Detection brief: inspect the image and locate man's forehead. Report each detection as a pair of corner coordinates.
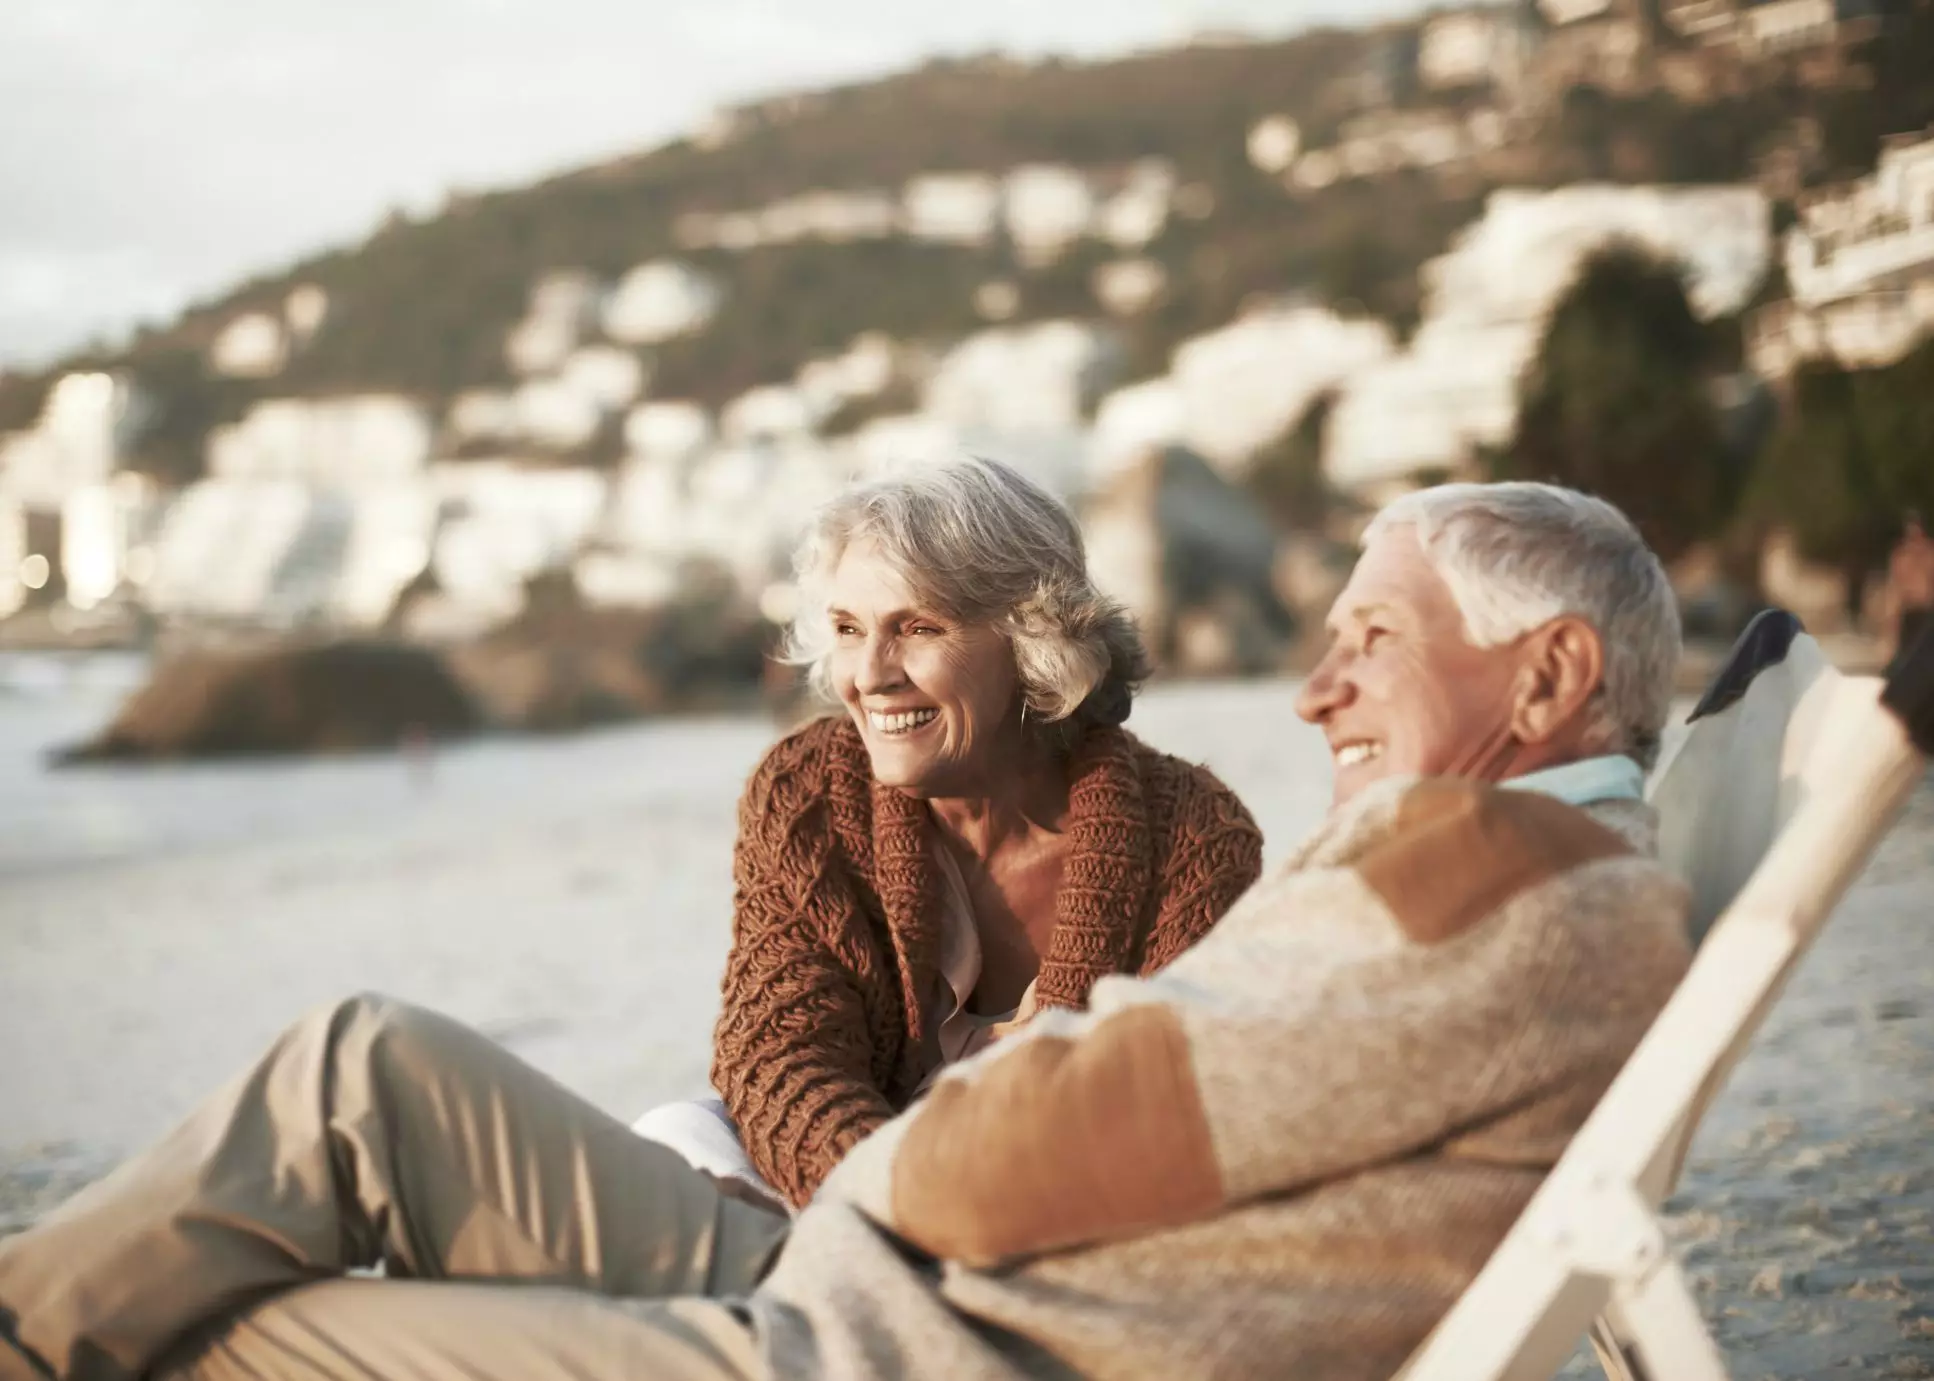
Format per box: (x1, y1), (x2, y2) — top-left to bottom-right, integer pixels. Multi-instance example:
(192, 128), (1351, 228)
(1325, 527), (1450, 628)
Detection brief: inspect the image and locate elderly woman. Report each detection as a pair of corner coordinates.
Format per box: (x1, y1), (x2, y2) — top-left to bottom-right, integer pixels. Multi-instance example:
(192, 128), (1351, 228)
(639, 456), (1265, 1207)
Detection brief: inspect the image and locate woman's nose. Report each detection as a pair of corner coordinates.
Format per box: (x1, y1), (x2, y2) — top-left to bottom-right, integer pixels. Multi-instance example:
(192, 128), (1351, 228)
(854, 635), (903, 693)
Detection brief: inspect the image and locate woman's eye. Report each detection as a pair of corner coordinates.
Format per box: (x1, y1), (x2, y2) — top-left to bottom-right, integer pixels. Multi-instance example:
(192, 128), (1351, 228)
(834, 622), (861, 638)
(908, 623), (944, 637)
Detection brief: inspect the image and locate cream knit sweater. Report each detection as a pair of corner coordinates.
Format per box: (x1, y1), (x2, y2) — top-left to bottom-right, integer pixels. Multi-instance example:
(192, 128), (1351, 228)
(747, 774), (1693, 1381)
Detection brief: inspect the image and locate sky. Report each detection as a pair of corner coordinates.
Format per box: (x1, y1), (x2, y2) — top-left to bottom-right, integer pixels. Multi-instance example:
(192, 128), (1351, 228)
(0, 0), (1426, 371)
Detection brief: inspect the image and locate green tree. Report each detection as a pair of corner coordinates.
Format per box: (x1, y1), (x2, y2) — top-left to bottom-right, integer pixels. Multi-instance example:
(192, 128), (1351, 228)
(1753, 340), (1934, 605)
(1492, 244), (1734, 562)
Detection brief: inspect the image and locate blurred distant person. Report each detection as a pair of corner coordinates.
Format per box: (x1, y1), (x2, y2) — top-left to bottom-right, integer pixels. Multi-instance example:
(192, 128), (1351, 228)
(1884, 512), (1934, 669)
(0, 481), (1693, 1381)
(636, 456), (1262, 1208)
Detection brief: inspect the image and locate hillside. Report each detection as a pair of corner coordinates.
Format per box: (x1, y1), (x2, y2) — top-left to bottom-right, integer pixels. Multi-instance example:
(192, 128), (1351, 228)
(4, 0), (1932, 486)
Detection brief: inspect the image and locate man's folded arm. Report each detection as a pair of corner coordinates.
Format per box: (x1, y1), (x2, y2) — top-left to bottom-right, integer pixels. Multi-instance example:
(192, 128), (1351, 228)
(818, 782), (1689, 1269)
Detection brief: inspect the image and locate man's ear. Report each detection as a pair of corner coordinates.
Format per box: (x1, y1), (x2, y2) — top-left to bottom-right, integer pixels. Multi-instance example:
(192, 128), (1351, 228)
(1509, 617), (1605, 747)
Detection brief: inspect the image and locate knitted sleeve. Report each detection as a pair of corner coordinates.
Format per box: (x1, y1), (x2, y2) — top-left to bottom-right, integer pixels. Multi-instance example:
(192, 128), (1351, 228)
(710, 728), (898, 1206)
(1138, 759), (1264, 974)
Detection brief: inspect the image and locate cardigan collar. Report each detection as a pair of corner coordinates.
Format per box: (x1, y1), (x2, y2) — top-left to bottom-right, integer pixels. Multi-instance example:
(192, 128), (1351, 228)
(855, 722), (1154, 1066)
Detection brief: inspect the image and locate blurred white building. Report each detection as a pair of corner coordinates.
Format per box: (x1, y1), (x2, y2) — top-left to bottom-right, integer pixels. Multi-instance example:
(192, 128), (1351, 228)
(721, 385), (820, 444)
(0, 372), (140, 510)
(1291, 108), (1507, 190)
(559, 346), (647, 412)
(1753, 127), (1934, 375)
(144, 479), (317, 623)
(1326, 184), (1773, 490)
(1092, 258), (1168, 316)
(209, 395), (433, 485)
(1784, 128), (1934, 308)
(1102, 306), (1398, 477)
(505, 271), (603, 376)
(286, 284), (330, 341)
(902, 173), (1004, 245)
(429, 463), (609, 623)
(210, 312), (289, 378)
(0, 498), (26, 619)
(446, 389), (524, 447)
(1418, 9), (1534, 91)
(623, 401), (715, 461)
(1096, 161), (1176, 249)
(601, 260), (721, 345)
(1004, 165), (1098, 265)
(1247, 116), (1303, 174)
(924, 321), (1122, 435)
(513, 378), (604, 451)
(794, 334), (900, 414)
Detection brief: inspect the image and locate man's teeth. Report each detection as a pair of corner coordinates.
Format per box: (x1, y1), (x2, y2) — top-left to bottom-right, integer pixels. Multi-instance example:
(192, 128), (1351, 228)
(1335, 742), (1383, 768)
(869, 708), (940, 735)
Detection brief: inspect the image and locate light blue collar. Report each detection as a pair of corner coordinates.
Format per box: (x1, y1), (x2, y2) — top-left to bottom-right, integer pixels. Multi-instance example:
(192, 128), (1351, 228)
(1500, 754), (1646, 807)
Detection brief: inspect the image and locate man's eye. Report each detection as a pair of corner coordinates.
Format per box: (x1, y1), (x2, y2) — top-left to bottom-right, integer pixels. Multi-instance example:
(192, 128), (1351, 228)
(1362, 627), (1388, 651)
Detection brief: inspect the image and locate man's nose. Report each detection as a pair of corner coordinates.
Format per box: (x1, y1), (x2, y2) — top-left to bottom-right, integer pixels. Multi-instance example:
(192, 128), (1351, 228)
(1295, 652), (1351, 724)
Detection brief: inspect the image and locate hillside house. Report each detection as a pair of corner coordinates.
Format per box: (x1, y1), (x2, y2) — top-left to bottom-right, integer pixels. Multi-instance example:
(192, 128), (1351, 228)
(1247, 117), (1302, 173)
(505, 272), (602, 375)
(210, 313), (288, 379)
(1290, 108), (1506, 190)
(623, 401), (714, 461)
(514, 379), (603, 452)
(924, 321), (1122, 435)
(1096, 161), (1176, 249)
(558, 346), (647, 412)
(1737, 0), (1874, 55)
(1004, 165), (1098, 265)
(1092, 259), (1168, 316)
(601, 260), (721, 345)
(1747, 284), (1934, 377)
(208, 395), (433, 486)
(1419, 9), (1533, 91)
(721, 385), (819, 444)
(1166, 306), (1396, 477)
(0, 372), (138, 511)
(1326, 184), (1771, 489)
(1786, 128), (1934, 307)
(902, 173), (1004, 245)
(1755, 127), (1934, 373)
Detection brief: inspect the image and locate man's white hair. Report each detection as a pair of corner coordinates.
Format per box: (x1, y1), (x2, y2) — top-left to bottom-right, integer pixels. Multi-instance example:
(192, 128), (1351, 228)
(1364, 481), (1681, 769)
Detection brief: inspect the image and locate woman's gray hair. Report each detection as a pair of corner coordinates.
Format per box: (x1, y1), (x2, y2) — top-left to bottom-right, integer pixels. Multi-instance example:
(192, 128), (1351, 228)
(785, 457), (1151, 736)
(1365, 481), (1681, 769)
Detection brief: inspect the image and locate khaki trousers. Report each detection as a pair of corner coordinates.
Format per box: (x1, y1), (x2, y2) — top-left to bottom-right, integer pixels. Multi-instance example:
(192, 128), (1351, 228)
(0, 994), (792, 1381)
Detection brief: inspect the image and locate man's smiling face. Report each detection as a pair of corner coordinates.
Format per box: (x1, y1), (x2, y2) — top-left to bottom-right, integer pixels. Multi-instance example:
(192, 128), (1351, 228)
(1294, 525), (1526, 808)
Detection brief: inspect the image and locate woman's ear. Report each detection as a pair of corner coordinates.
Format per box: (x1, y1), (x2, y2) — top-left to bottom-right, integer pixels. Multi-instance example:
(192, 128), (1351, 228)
(1509, 616), (1605, 748)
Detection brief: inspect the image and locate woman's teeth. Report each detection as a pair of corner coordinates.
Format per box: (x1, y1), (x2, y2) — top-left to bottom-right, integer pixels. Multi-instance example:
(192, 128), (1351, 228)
(869, 708), (939, 735)
(1335, 742), (1383, 769)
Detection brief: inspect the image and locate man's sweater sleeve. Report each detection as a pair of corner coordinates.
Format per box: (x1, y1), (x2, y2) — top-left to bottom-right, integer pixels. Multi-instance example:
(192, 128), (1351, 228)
(819, 781), (1691, 1266)
(712, 733), (898, 1206)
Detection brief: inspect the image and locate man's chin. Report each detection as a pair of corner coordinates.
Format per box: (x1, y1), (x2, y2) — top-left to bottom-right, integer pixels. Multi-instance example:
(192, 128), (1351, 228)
(1330, 764), (1390, 809)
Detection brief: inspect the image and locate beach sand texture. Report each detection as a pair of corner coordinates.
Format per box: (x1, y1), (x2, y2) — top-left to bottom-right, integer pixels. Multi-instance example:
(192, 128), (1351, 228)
(2, 666), (1929, 1377)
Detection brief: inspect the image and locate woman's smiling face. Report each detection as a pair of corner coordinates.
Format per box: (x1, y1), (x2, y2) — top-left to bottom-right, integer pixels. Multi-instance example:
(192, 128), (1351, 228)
(824, 537), (1024, 797)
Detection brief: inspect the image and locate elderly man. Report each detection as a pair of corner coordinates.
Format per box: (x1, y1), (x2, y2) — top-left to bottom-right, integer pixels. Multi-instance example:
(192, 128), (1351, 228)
(1, 482), (1692, 1381)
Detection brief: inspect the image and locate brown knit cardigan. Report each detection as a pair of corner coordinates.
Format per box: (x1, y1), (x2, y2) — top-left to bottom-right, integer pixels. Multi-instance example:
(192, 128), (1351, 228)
(711, 713), (1264, 1206)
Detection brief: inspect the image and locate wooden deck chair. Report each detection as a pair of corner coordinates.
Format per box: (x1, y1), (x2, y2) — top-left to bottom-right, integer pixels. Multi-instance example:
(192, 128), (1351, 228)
(1395, 611), (1934, 1381)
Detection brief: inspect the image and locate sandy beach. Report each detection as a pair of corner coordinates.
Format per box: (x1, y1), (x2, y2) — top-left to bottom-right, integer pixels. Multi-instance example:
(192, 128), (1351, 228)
(1, 655), (1929, 1377)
